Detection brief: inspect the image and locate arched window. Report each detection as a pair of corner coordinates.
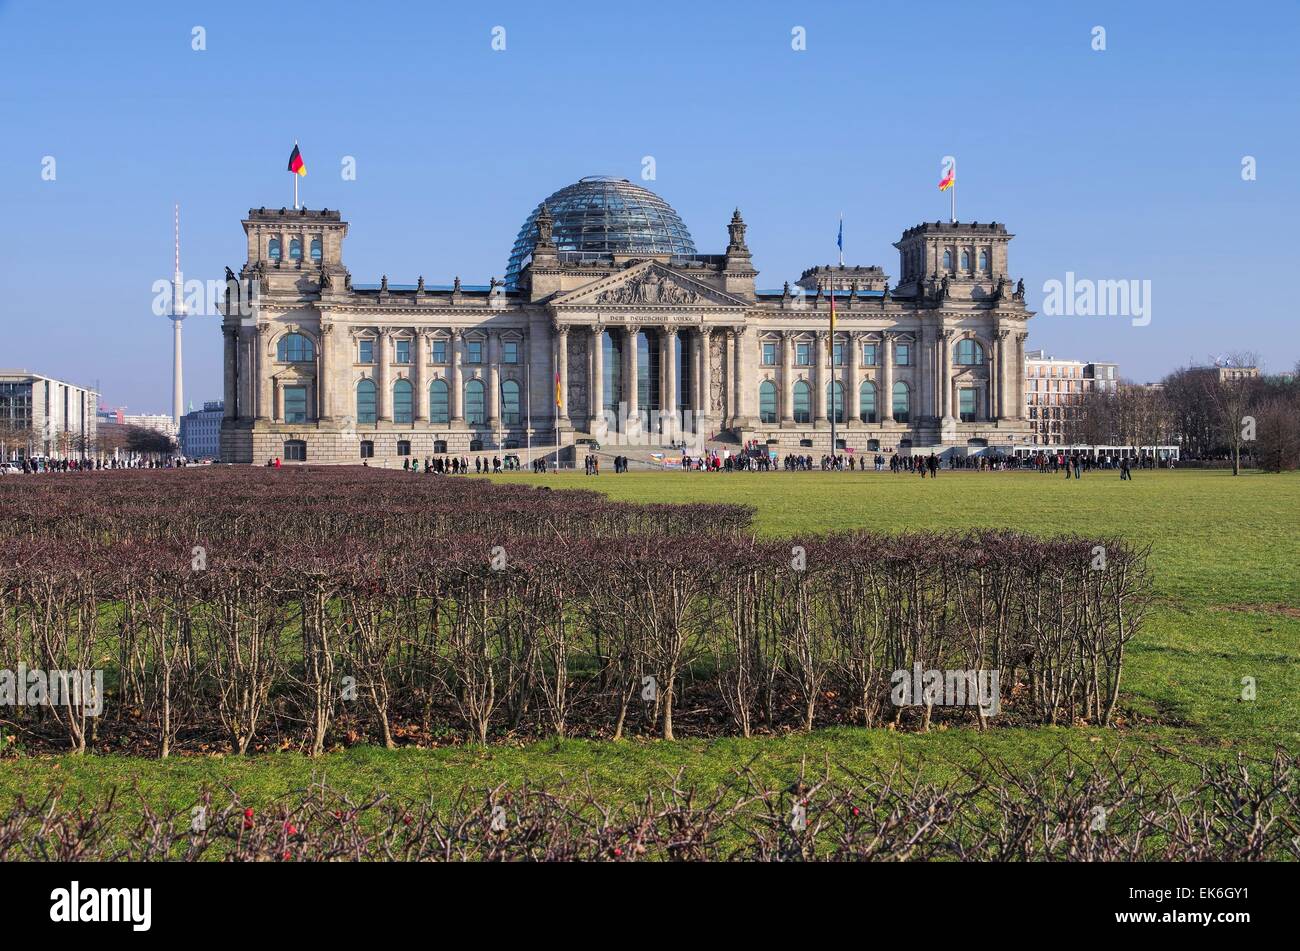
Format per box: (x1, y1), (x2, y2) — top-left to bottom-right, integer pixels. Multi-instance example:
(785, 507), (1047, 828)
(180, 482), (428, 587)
(289, 238), (302, 261)
(268, 238), (281, 261)
(465, 379), (486, 425)
(429, 379), (449, 424)
(892, 381), (910, 424)
(501, 379), (521, 426)
(276, 332), (314, 363)
(356, 379), (377, 424)
(956, 338), (984, 365)
(979, 249), (990, 273)
(960, 250), (971, 271)
(310, 237), (322, 263)
(859, 381), (877, 424)
(759, 380), (777, 424)
(942, 249), (952, 271)
(827, 381), (845, 424)
(392, 378), (413, 423)
(792, 380), (811, 424)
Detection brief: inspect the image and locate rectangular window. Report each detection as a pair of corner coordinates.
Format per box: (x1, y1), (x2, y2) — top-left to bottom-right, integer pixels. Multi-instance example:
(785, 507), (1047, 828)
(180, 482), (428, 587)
(395, 339), (411, 364)
(895, 343), (911, 366)
(283, 385), (308, 423)
(959, 388), (976, 422)
(862, 343), (877, 366)
(467, 340), (483, 364)
(832, 343), (844, 366)
(359, 339), (374, 364)
(397, 440), (411, 456)
(430, 381), (449, 423)
(432, 340), (447, 364)
(795, 342), (811, 366)
(359, 440), (374, 459)
(502, 340), (519, 364)
(762, 342), (777, 366)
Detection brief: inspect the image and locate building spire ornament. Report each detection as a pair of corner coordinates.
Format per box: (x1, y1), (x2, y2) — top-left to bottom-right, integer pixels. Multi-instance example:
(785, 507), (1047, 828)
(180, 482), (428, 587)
(535, 203), (555, 248)
(727, 208), (748, 254)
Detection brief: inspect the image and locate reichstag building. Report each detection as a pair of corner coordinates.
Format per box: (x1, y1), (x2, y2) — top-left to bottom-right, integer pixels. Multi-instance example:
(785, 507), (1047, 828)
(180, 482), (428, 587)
(219, 176), (1035, 464)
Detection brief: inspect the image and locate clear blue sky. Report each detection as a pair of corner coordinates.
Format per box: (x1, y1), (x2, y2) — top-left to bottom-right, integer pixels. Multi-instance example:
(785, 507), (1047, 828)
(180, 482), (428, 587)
(1, 0), (1296, 412)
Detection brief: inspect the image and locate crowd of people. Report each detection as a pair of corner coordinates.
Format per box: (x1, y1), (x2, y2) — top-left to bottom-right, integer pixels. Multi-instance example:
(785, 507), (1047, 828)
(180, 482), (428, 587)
(1023, 450), (1171, 477)
(651, 445), (1168, 478)
(6, 456), (191, 473)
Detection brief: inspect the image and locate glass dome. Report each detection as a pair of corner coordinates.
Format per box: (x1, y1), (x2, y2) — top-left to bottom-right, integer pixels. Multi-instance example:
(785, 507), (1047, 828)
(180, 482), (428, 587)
(505, 176), (697, 288)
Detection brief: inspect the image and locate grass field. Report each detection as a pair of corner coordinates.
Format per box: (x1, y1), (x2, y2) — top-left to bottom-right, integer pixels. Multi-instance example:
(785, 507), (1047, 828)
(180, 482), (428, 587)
(2, 468), (1297, 816)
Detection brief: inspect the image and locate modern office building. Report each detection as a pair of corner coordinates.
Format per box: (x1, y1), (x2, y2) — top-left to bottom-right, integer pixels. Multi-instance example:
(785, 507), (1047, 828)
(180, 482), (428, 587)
(1023, 350), (1119, 445)
(220, 176), (1037, 464)
(0, 369), (99, 460)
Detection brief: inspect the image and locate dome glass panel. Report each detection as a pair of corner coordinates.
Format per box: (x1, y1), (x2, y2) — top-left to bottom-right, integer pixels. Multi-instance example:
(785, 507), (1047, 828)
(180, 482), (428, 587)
(505, 176), (697, 288)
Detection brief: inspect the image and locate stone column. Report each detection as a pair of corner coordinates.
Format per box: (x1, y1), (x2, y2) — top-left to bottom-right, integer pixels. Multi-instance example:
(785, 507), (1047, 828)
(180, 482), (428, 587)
(780, 330), (794, 425)
(940, 328), (954, 423)
(590, 325), (604, 422)
(814, 332), (829, 424)
(222, 327), (238, 420)
(728, 329), (748, 426)
(257, 326), (272, 420)
(916, 324), (931, 420)
(622, 327), (637, 424)
(697, 327), (711, 432)
(375, 330), (390, 421)
(414, 330), (429, 422)
(487, 332), (501, 428)
(555, 325), (571, 425)
(450, 330), (464, 423)
(239, 331), (250, 419)
(318, 321), (333, 421)
(847, 331), (860, 425)
(987, 331), (999, 421)
(731, 325), (750, 427)
(996, 328), (1010, 421)
(881, 332), (895, 424)
(664, 327), (678, 437)
(1016, 332), (1027, 418)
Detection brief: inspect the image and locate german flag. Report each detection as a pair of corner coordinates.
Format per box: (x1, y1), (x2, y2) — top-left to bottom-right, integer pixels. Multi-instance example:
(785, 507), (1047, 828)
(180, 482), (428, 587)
(555, 369), (563, 412)
(938, 164), (954, 191)
(288, 144), (306, 176)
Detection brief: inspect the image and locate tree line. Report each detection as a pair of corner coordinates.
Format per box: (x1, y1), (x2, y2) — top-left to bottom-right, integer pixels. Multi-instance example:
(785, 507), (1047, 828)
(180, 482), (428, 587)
(1069, 353), (1300, 472)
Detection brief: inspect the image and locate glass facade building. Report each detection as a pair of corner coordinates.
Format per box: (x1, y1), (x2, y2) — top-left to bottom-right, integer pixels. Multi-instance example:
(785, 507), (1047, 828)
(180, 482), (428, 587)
(505, 177), (697, 289)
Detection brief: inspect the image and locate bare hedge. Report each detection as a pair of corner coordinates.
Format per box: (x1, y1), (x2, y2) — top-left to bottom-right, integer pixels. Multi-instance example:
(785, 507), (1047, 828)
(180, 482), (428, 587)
(0, 469), (1151, 753)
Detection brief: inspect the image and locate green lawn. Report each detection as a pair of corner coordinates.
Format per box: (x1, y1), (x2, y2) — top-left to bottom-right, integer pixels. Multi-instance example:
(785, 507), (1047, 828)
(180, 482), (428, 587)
(3, 468), (1298, 815)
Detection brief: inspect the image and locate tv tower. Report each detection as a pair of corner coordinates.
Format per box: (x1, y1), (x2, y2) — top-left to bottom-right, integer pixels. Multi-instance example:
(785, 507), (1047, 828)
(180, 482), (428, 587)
(170, 203), (185, 427)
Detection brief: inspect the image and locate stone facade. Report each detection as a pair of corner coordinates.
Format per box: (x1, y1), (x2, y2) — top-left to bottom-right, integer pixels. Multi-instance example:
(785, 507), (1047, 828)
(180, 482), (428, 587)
(220, 199), (1036, 464)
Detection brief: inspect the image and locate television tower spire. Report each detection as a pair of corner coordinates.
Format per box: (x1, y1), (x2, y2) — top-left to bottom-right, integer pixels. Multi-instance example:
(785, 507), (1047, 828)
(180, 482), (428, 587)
(170, 203), (185, 428)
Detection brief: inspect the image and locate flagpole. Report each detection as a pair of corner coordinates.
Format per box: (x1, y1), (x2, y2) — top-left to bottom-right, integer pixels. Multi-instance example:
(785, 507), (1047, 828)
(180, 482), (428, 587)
(830, 276), (837, 464)
(951, 159), (956, 223)
(293, 139), (299, 210)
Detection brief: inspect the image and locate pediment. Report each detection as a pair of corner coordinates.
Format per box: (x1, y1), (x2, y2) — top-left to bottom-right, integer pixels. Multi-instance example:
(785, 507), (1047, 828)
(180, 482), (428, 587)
(552, 261), (745, 309)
